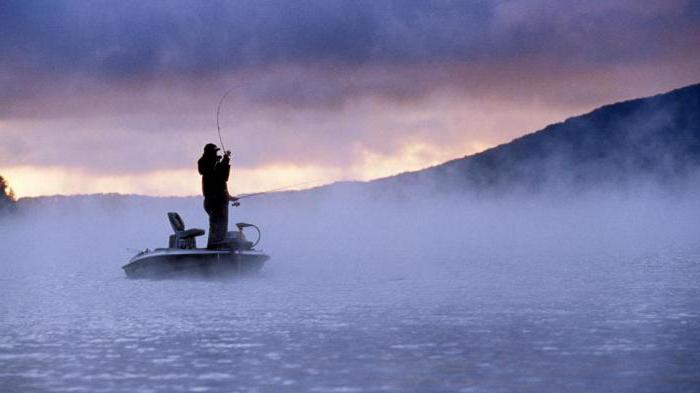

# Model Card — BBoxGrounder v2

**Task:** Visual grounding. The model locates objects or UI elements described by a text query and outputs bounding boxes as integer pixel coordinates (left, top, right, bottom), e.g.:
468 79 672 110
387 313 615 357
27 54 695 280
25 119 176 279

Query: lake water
1 195 700 392
1 250 699 392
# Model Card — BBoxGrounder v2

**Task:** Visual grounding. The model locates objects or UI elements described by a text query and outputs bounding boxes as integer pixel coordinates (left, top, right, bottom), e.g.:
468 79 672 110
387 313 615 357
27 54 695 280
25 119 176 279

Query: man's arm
219 152 231 182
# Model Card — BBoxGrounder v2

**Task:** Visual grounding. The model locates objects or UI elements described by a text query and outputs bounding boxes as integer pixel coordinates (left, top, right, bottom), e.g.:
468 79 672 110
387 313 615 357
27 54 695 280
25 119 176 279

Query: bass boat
123 212 270 278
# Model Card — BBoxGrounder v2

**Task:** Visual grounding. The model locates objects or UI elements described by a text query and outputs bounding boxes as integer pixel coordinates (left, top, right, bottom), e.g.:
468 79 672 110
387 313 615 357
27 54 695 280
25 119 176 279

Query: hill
374 83 700 195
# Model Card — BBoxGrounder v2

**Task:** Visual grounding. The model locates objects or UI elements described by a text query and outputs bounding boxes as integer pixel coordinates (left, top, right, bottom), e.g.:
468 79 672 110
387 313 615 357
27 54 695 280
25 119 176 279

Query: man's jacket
198 153 230 199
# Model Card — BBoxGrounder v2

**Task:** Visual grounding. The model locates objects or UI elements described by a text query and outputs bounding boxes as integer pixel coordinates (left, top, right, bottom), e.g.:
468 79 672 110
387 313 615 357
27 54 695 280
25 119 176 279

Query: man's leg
204 198 218 249
208 198 229 249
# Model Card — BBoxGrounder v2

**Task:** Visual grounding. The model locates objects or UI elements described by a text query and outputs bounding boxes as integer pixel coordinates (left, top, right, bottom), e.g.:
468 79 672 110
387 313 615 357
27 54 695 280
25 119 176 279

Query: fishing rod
234 180 325 201
215 85 238 153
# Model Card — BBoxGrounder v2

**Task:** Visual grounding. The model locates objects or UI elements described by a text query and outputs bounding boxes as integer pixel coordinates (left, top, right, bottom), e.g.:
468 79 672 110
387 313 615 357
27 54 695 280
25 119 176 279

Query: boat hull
123 248 269 279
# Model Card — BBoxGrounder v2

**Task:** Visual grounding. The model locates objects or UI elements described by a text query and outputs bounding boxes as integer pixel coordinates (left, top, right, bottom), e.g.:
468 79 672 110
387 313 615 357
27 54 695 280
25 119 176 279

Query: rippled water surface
2 250 699 392
2 194 700 392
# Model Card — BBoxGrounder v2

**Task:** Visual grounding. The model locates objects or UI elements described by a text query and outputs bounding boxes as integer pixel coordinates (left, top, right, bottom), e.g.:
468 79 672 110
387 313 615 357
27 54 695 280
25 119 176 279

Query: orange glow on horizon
0 140 493 198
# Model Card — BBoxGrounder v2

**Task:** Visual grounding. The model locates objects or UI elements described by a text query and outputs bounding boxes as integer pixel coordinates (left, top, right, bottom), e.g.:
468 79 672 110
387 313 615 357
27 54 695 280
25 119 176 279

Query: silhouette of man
198 143 238 249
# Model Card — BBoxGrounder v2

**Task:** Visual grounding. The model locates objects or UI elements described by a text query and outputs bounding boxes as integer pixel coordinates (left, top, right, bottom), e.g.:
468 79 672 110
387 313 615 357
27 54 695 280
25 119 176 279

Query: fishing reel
230 196 240 207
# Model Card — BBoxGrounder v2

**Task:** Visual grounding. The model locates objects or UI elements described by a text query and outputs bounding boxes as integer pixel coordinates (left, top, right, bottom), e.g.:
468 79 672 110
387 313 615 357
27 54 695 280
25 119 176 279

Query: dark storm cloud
0 0 486 77
2 0 699 115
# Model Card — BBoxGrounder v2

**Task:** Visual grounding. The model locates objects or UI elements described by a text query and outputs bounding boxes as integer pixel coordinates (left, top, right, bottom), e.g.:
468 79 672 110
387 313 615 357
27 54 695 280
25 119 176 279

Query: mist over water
1 185 700 392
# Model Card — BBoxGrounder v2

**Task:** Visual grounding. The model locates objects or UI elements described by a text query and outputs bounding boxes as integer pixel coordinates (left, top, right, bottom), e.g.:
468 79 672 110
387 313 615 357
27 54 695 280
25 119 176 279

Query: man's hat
204 143 220 152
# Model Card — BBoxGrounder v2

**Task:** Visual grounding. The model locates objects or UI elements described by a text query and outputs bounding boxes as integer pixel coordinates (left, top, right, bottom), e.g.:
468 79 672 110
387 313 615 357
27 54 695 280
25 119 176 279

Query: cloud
0 88 577 176
1 1 699 196
2 0 699 115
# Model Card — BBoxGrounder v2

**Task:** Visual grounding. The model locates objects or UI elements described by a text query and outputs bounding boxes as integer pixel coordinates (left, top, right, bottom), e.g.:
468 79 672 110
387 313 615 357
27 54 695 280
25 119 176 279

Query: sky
1 0 699 198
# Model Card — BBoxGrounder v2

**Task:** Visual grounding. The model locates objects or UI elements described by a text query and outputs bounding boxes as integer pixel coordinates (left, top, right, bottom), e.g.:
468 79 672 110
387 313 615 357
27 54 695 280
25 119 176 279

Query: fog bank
2 183 699 285
2 184 700 392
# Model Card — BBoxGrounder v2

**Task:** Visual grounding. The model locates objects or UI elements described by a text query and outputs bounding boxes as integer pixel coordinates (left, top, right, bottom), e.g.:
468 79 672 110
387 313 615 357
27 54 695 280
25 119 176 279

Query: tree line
0 175 16 212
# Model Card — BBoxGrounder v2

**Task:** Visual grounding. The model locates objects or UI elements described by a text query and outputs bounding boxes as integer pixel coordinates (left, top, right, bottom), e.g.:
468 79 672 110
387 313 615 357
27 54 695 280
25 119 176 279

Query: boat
123 212 270 279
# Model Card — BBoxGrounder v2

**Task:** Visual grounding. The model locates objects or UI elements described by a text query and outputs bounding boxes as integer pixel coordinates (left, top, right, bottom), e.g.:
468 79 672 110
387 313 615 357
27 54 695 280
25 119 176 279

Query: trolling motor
225 222 262 251
237 223 262 247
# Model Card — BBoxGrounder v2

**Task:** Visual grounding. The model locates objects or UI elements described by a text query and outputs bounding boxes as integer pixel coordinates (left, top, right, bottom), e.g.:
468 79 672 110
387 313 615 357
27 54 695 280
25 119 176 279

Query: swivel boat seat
167 212 205 249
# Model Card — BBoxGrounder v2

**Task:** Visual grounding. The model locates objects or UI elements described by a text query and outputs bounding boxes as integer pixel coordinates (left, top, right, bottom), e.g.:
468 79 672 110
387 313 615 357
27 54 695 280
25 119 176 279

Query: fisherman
198 143 238 249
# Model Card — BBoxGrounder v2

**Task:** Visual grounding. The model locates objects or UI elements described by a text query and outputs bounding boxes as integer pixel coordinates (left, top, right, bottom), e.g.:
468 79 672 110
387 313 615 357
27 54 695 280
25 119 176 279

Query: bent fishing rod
216 85 238 153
